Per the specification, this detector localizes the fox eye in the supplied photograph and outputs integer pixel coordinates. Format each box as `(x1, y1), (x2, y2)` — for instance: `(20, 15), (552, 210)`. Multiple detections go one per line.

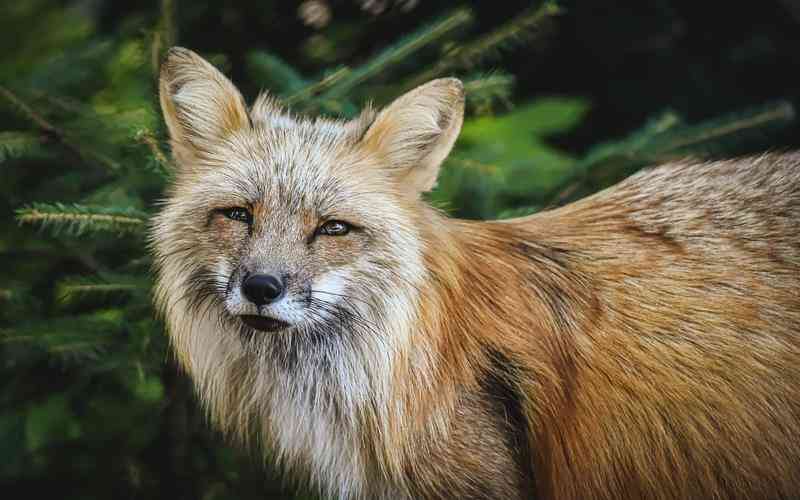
(318, 220), (351, 236)
(220, 207), (252, 224)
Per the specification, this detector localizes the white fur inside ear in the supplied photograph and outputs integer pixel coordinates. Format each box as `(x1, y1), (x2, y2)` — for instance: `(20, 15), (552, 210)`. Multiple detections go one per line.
(171, 79), (237, 143)
(158, 47), (250, 163)
(361, 78), (465, 195)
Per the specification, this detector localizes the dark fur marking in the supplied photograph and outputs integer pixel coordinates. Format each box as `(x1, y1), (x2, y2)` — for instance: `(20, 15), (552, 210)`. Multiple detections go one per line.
(483, 349), (538, 499)
(513, 240), (571, 270)
(624, 223), (686, 254)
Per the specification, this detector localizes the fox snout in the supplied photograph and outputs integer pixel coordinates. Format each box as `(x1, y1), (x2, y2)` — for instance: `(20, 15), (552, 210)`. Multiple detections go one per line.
(242, 273), (286, 306)
(237, 273), (292, 331)
(223, 264), (304, 332)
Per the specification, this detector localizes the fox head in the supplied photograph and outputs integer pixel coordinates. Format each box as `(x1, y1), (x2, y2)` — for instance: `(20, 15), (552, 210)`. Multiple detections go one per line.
(150, 47), (464, 457)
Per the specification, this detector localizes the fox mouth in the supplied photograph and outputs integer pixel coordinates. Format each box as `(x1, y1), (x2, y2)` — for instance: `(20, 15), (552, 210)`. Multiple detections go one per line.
(239, 315), (290, 332)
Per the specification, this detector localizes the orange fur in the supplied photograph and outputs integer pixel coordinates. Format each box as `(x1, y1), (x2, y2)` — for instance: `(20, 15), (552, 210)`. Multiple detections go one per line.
(152, 47), (800, 499)
(401, 154), (800, 499)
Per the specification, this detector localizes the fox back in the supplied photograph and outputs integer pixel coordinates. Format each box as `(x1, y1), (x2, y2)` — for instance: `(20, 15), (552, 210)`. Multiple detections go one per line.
(151, 47), (800, 499)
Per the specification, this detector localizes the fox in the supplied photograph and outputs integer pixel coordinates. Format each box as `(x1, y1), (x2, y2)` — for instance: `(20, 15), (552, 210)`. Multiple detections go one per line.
(151, 47), (800, 500)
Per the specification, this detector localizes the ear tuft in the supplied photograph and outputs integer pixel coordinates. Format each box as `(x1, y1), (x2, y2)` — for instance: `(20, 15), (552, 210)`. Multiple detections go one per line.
(249, 92), (285, 129)
(361, 78), (464, 196)
(159, 47), (250, 167)
(345, 103), (377, 143)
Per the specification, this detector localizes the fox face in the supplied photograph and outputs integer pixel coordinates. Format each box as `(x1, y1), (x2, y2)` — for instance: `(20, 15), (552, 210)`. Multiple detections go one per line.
(157, 104), (418, 338)
(153, 47), (462, 352)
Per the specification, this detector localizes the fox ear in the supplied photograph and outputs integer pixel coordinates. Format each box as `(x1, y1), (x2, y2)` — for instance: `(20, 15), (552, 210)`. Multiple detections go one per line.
(159, 47), (250, 166)
(361, 78), (464, 196)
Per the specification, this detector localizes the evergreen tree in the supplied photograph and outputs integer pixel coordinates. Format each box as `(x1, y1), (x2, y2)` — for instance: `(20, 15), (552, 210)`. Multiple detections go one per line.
(1, 1), (797, 499)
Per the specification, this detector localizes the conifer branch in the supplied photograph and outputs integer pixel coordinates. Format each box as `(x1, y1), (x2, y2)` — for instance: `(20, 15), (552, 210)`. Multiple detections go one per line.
(246, 51), (309, 96)
(135, 129), (172, 176)
(17, 203), (148, 237)
(463, 72), (515, 114)
(57, 275), (144, 306)
(408, 2), (561, 87)
(284, 66), (351, 109)
(317, 8), (473, 101)
(646, 101), (795, 154)
(0, 315), (122, 362)
(544, 101), (796, 206)
(0, 86), (56, 133)
(0, 131), (46, 163)
(0, 85), (122, 171)
(151, 0), (178, 76)
(33, 92), (87, 114)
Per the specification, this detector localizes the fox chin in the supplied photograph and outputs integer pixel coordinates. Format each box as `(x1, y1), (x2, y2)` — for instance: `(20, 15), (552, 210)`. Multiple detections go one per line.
(150, 46), (800, 500)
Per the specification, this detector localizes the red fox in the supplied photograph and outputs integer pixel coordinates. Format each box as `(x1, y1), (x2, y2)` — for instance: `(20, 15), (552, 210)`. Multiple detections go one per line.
(151, 47), (800, 499)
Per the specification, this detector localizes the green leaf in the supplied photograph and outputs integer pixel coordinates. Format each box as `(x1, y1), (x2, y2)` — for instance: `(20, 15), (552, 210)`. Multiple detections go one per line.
(459, 97), (589, 185)
(462, 96), (589, 140)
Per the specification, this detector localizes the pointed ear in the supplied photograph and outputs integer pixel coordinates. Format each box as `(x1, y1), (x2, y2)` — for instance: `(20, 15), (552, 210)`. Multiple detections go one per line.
(159, 47), (250, 165)
(361, 78), (464, 196)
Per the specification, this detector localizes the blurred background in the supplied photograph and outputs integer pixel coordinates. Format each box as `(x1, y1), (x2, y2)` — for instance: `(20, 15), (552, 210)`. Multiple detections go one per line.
(2, 0), (800, 498)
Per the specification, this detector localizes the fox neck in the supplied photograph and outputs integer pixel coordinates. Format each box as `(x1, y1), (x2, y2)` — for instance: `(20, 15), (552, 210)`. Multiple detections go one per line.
(418, 213), (586, 417)
(359, 210), (589, 492)
(194, 208), (586, 498)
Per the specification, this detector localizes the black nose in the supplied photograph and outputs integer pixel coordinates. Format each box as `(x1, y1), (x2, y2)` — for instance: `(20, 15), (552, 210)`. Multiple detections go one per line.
(242, 274), (285, 306)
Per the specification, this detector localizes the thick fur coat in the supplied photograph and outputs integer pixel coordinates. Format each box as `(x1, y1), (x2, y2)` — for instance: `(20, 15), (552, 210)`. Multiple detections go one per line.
(151, 47), (800, 499)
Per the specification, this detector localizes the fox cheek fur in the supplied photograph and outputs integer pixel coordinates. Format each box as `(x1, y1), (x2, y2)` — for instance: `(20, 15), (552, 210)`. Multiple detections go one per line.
(151, 46), (800, 500)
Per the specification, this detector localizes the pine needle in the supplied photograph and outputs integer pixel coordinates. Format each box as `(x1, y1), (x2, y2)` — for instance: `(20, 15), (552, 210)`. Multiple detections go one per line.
(464, 72), (515, 114)
(16, 202), (148, 237)
(284, 66), (351, 107)
(0, 314), (122, 363)
(409, 1), (561, 87)
(134, 129), (172, 177)
(0, 131), (46, 163)
(545, 100), (796, 206)
(647, 101), (795, 155)
(0, 85), (122, 171)
(316, 8), (473, 101)
(57, 274), (145, 307)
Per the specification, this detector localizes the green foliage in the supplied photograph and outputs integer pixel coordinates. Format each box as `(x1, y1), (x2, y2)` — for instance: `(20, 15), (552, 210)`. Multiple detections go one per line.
(432, 97), (589, 218)
(0, 132), (47, 163)
(1, 312), (122, 363)
(1, 1), (797, 499)
(55, 273), (146, 308)
(545, 100), (797, 206)
(409, 1), (561, 86)
(246, 51), (309, 96)
(462, 72), (515, 114)
(289, 8), (474, 115)
(16, 203), (149, 237)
